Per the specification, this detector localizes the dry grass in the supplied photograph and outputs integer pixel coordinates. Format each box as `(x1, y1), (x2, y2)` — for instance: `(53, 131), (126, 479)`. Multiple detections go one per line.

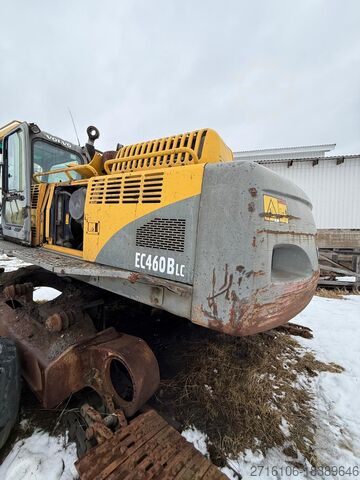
(316, 284), (360, 298)
(315, 287), (349, 299)
(155, 331), (343, 467)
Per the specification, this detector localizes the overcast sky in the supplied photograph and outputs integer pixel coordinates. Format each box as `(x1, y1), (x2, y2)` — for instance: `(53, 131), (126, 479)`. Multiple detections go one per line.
(1, 0), (359, 154)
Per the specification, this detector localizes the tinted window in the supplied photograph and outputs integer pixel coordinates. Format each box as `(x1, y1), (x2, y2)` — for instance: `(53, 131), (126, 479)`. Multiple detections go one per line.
(4, 129), (26, 225)
(33, 140), (82, 182)
(7, 130), (25, 191)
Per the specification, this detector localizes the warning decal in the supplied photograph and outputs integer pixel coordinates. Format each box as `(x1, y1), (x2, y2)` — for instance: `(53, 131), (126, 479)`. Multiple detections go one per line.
(263, 195), (289, 223)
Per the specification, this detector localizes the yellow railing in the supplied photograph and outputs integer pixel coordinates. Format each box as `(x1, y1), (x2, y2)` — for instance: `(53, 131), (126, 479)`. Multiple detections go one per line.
(33, 163), (98, 182)
(104, 147), (199, 174)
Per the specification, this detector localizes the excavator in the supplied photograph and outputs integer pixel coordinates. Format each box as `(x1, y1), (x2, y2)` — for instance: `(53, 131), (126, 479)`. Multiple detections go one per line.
(0, 120), (318, 479)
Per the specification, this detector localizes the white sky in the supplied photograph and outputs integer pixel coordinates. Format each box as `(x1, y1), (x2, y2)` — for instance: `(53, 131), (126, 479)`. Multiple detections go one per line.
(1, 0), (359, 154)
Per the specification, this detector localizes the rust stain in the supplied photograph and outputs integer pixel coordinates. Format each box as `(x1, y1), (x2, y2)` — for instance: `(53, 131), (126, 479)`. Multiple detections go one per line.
(259, 212), (300, 221)
(209, 270), (319, 336)
(128, 272), (140, 283)
(195, 267), (319, 337)
(248, 202), (255, 212)
(253, 270), (265, 276)
(207, 265), (234, 317)
(257, 229), (316, 237)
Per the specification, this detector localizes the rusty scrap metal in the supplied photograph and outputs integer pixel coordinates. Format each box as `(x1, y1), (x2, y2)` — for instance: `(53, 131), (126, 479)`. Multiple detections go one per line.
(79, 403), (128, 447)
(0, 269), (160, 417)
(4, 282), (34, 302)
(45, 310), (79, 332)
(75, 408), (226, 480)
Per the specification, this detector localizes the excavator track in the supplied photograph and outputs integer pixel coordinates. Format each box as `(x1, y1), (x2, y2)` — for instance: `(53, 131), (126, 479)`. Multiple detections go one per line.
(75, 407), (226, 480)
(0, 265), (226, 479)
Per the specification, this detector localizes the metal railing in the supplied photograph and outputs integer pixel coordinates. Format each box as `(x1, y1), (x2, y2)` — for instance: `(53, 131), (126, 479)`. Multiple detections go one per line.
(104, 147), (199, 174)
(33, 164), (98, 182)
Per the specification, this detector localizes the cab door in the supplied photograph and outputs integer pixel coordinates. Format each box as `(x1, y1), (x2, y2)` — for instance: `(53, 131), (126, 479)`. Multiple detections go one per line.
(1, 123), (32, 244)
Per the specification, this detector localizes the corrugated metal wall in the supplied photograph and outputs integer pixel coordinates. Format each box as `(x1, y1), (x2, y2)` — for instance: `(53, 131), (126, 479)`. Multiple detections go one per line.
(261, 157), (360, 229)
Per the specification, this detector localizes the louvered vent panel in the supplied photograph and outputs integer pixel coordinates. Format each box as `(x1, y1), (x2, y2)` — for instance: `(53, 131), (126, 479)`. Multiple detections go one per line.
(142, 172), (164, 204)
(136, 218), (186, 252)
(89, 172), (164, 205)
(105, 177), (122, 204)
(123, 175), (142, 204)
(89, 179), (106, 204)
(31, 184), (40, 209)
(31, 225), (37, 239)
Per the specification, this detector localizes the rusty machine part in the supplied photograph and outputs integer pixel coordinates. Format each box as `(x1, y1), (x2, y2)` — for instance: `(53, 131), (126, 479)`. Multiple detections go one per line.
(75, 407), (226, 480)
(0, 266), (225, 478)
(0, 267), (159, 417)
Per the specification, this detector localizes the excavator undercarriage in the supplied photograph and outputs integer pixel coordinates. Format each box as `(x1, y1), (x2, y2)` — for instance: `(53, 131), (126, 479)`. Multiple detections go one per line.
(0, 264), (226, 479)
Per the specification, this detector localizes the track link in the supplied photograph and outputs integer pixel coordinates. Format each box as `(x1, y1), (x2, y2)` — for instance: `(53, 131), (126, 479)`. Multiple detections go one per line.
(75, 408), (226, 479)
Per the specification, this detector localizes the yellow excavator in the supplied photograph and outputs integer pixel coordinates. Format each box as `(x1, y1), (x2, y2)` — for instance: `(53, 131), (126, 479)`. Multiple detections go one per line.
(0, 120), (318, 479)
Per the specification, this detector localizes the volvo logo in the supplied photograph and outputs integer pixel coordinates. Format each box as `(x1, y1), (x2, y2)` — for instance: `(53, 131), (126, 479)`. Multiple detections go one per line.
(44, 134), (73, 149)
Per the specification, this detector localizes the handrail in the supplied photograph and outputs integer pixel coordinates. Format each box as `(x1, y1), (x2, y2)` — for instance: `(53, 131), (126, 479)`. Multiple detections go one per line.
(33, 163), (98, 182)
(104, 147), (199, 174)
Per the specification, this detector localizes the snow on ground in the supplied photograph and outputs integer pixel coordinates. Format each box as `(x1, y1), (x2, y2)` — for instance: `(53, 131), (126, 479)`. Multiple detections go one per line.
(0, 432), (78, 480)
(182, 295), (360, 480)
(182, 428), (209, 456)
(33, 286), (62, 303)
(0, 253), (31, 272)
(295, 295), (360, 469)
(0, 254), (61, 302)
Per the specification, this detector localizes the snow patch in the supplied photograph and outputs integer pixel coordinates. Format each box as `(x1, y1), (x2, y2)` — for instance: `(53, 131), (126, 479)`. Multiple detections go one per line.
(181, 427), (209, 457)
(33, 286), (62, 303)
(294, 295), (360, 466)
(0, 254), (31, 272)
(224, 447), (313, 480)
(0, 431), (78, 480)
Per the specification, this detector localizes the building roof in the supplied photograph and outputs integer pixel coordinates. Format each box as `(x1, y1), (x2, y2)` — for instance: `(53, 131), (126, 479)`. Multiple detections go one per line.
(245, 154), (360, 165)
(235, 143), (336, 157)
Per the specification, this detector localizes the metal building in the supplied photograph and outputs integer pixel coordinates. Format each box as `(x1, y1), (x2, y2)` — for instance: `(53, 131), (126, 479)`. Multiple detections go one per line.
(234, 145), (360, 283)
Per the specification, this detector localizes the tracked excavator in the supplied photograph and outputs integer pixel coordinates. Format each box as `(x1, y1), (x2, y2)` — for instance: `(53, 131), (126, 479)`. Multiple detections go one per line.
(0, 120), (318, 478)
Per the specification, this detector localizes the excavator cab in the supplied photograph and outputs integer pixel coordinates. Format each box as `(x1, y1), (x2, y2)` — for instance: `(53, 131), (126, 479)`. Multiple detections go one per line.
(0, 121), (88, 245)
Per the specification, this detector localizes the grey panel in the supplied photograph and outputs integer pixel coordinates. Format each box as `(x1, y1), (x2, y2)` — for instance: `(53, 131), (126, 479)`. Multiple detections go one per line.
(191, 161), (318, 335)
(96, 196), (200, 284)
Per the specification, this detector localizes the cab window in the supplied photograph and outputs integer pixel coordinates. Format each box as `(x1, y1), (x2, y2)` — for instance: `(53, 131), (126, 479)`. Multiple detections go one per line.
(33, 140), (82, 182)
(7, 130), (25, 191)
(3, 129), (26, 225)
